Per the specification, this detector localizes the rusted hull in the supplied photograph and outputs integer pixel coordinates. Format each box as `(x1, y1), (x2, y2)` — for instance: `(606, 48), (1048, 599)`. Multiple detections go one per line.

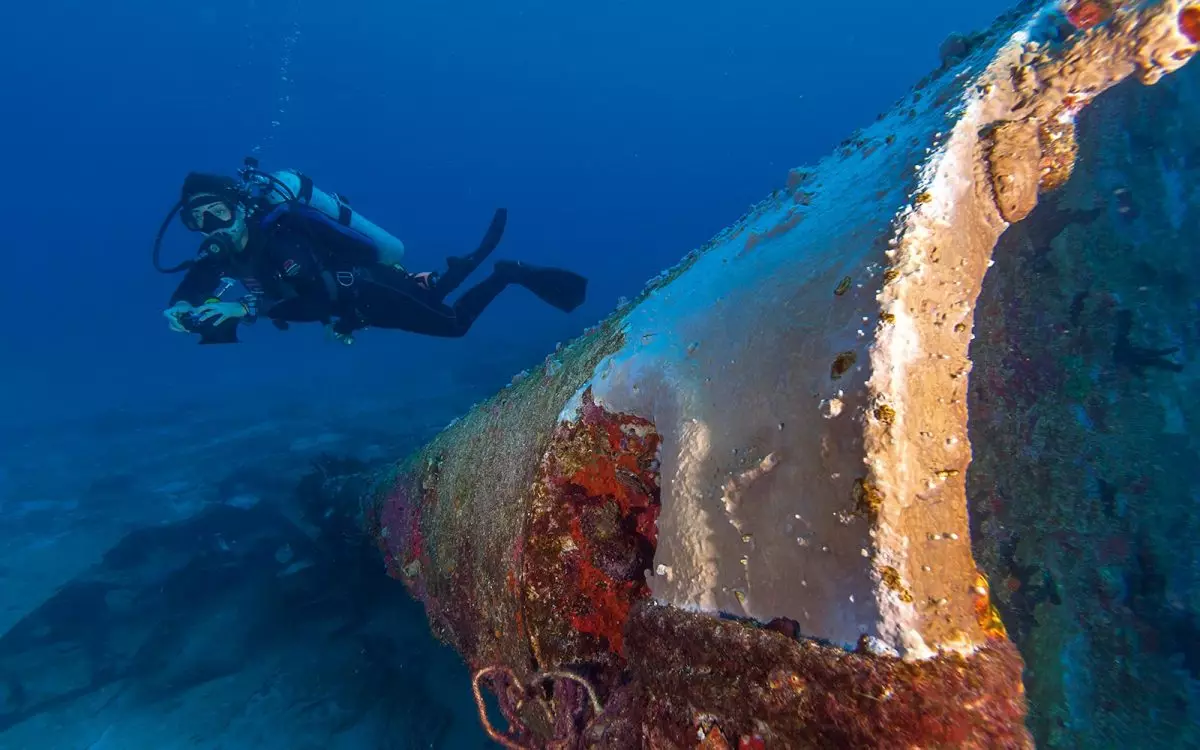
(365, 2), (1200, 746)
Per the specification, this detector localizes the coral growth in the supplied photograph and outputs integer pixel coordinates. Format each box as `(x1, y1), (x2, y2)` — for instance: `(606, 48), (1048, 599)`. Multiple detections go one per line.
(988, 120), (1044, 222)
(1063, 0), (1113, 31)
(361, 3), (1200, 747)
(968, 66), (1200, 747)
(523, 387), (661, 670)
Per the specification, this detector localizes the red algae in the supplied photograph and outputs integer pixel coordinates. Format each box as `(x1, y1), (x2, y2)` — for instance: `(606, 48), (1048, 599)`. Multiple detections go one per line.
(523, 387), (662, 671)
(1182, 5), (1200, 44)
(1064, 0), (1113, 29)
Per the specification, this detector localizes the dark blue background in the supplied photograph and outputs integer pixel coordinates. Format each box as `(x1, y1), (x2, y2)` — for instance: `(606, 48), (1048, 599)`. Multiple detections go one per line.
(0, 0), (1009, 425)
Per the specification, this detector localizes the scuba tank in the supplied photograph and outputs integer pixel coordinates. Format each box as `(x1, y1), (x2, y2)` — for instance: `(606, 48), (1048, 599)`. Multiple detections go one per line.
(239, 158), (407, 268)
(153, 157), (407, 274)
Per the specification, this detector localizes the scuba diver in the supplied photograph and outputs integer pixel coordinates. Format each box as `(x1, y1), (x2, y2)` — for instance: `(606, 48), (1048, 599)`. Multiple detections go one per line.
(154, 158), (588, 344)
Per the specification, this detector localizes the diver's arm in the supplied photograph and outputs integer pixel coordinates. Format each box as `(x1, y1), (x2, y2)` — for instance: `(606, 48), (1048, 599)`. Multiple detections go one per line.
(234, 283), (265, 324)
(165, 262), (219, 332)
(164, 258), (250, 340)
(168, 258), (226, 307)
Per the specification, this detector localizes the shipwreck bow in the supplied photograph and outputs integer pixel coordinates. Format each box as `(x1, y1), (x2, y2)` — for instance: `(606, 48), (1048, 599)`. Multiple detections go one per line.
(362, 2), (1200, 747)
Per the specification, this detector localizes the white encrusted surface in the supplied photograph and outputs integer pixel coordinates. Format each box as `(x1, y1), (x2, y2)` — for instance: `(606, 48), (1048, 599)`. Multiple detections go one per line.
(554, 0), (1200, 654)
(577, 64), (982, 644)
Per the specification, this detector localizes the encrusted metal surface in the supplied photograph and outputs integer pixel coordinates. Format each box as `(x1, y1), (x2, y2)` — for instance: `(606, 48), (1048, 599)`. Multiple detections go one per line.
(620, 602), (1031, 749)
(368, 322), (628, 676)
(359, 2), (1200, 746)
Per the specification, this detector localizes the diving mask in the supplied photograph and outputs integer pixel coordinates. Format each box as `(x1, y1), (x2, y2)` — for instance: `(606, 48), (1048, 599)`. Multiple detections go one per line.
(192, 202), (248, 259)
(181, 195), (238, 233)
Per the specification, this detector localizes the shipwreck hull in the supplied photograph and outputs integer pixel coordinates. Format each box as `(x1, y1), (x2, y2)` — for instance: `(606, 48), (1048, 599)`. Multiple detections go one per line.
(363, 2), (1200, 747)
(969, 34), (1200, 750)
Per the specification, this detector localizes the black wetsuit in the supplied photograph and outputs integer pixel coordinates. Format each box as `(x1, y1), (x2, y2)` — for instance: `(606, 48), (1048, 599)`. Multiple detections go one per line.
(170, 205), (583, 344)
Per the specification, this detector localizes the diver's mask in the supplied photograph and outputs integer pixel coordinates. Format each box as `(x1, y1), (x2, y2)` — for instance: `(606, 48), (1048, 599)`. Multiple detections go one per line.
(154, 175), (249, 275)
(181, 195), (239, 233)
(185, 199), (248, 259)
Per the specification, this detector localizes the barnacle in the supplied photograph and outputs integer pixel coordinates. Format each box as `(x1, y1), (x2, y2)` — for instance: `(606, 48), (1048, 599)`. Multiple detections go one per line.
(987, 120), (1041, 222)
(880, 566), (914, 603)
(874, 404), (897, 424)
(854, 478), (885, 519)
(1038, 116), (1078, 191)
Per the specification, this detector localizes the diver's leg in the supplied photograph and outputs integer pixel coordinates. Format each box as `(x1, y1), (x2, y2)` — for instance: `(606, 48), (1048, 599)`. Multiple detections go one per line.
(350, 257), (579, 339)
(404, 260), (585, 336)
(266, 297), (332, 325)
(429, 208), (508, 302)
(352, 268), (504, 338)
(441, 272), (512, 335)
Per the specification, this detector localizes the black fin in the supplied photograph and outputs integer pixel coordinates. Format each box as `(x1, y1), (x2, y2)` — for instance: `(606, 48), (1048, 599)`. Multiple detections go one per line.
(497, 261), (588, 313)
(433, 208), (508, 301)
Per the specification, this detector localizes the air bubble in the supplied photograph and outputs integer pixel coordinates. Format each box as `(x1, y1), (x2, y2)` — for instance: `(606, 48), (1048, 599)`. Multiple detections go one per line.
(248, 4), (304, 155)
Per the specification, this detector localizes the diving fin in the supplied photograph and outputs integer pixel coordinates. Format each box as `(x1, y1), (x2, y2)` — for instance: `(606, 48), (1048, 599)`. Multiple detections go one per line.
(434, 208), (509, 301)
(496, 260), (588, 313)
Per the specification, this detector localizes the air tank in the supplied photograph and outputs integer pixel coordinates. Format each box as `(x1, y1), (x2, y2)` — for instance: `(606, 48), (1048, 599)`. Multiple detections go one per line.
(259, 168), (407, 267)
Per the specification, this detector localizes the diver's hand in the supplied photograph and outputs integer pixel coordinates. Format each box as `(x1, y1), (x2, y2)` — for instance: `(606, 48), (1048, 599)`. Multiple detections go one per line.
(164, 301), (193, 333)
(411, 271), (437, 290)
(195, 301), (249, 326)
(324, 323), (355, 346)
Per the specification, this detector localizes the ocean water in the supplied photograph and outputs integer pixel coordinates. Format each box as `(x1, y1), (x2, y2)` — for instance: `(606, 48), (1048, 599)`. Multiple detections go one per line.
(0, 0), (1194, 748)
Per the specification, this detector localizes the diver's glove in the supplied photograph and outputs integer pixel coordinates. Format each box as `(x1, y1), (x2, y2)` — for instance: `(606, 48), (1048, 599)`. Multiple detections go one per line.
(164, 301), (194, 333)
(411, 271), (438, 290)
(195, 301), (250, 325)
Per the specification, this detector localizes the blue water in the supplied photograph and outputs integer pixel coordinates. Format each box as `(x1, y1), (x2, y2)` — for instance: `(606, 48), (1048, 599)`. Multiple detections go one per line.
(0, 1), (1012, 746)
(0, 0), (1006, 425)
